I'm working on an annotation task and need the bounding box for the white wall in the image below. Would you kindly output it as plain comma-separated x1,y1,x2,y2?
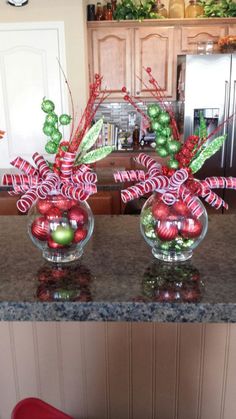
1,322,236,419
0,0,89,113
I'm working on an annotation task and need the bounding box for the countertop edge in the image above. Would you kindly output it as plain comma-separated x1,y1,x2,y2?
1,302,236,322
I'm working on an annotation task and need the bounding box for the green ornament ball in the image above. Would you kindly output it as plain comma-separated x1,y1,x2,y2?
168,158,179,169
147,104,161,119
141,208,155,227
151,120,162,132
161,127,172,137
144,225,156,240
167,140,181,154
156,135,167,146
59,114,71,125
51,130,62,143
158,112,170,126
156,146,169,158
45,141,58,154
51,225,74,246
45,113,58,125
160,241,173,250
41,99,55,113
43,123,55,136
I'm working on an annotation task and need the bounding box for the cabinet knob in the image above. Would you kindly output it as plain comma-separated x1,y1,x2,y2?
136,91,140,95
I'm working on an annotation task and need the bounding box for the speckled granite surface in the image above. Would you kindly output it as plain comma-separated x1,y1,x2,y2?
0,214,236,321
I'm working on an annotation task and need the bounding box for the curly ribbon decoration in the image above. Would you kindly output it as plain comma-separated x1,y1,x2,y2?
114,153,236,218
2,152,97,213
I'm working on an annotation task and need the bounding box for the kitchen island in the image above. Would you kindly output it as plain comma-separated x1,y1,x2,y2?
1,214,236,322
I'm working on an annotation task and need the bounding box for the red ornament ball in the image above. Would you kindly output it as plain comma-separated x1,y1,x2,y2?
31,217,49,241
53,194,73,211
47,237,64,249
73,228,87,243
152,201,169,220
68,205,88,226
37,199,53,215
180,218,203,239
45,206,62,220
156,221,178,241
173,200,189,217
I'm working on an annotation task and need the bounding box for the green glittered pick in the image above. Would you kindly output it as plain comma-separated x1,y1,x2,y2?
190,135,226,174
78,118,103,154
79,145,113,164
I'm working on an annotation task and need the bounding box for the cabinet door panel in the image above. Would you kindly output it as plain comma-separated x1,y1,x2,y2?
180,25,227,53
134,27,176,99
89,28,132,98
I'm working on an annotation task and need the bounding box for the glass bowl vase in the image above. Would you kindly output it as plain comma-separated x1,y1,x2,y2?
28,193,94,263
140,192,208,262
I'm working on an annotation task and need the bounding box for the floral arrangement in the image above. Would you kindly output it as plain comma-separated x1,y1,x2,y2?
114,68,236,255
2,73,113,214
218,35,236,51
113,0,164,20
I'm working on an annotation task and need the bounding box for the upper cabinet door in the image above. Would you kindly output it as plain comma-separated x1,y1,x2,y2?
180,25,227,54
0,22,69,168
88,27,132,99
134,27,176,99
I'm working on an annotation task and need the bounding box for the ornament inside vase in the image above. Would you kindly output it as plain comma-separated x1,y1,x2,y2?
28,193,94,263
140,192,208,262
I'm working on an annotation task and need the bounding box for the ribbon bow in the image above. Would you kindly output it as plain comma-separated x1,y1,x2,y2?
114,153,236,218
2,152,97,213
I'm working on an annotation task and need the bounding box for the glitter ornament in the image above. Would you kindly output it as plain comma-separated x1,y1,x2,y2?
158,112,170,125
152,201,169,220
37,198,53,215
140,207,154,226
31,217,49,241
46,206,62,220
43,123,55,136
147,104,161,118
68,205,88,225
51,130,62,143
41,99,55,113
73,228,87,243
156,135,167,146
51,225,74,245
180,218,203,239
54,195,74,211
156,221,178,241
59,114,71,125
156,146,169,158
173,200,189,216
166,140,181,154
45,113,58,125
151,120,162,132
45,141,58,154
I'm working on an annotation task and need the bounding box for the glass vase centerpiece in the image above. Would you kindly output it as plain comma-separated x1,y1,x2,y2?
2,73,113,263
114,67,236,262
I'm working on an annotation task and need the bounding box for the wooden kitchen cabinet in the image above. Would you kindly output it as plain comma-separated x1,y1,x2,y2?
134,26,176,99
88,22,177,100
88,26,132,99
88,19,236,101
179,24,227,54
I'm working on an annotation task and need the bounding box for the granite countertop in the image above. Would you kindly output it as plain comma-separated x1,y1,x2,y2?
1,214,236,322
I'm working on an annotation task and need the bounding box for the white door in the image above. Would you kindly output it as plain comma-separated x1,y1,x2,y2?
0,22,69,168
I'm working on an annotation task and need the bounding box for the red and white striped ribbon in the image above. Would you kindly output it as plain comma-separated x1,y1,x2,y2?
71,171,97,184
60,152,76,181
114,170,146,183
121,175,169,203
2,174,39,187
61,184,90,201
37,173,60,199
10,157,37,176
16,187,38,213
33,153,51,178
135,153,161,173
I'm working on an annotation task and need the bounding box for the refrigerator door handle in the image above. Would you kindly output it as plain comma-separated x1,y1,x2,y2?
230,80,236,168
221,80,230,168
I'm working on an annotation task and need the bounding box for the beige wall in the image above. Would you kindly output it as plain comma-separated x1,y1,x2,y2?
0,0,89,113
1,322,236,419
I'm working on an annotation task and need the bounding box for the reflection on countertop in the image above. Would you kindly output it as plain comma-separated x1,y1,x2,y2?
1,214,236,321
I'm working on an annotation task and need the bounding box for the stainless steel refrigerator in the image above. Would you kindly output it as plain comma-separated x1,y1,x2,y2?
178,53,236,212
